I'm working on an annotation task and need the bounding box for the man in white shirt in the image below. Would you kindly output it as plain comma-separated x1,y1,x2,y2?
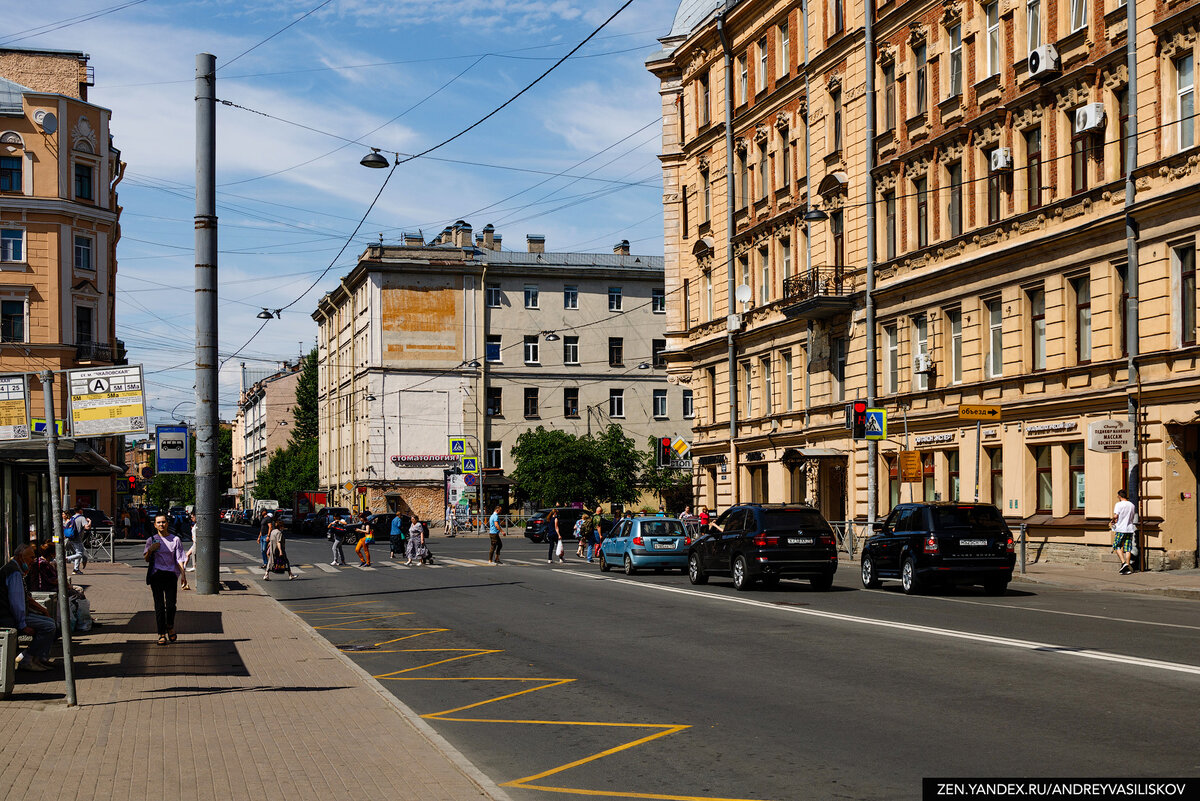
1110,489,1137,575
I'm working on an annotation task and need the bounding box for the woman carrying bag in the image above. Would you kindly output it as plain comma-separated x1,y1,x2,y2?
144,514,185,646
264,517,296,580
547,509,566,564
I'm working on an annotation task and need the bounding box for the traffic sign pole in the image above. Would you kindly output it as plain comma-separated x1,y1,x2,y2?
974,420,982,502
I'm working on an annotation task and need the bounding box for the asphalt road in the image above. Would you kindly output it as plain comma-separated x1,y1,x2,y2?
126,527,1200,801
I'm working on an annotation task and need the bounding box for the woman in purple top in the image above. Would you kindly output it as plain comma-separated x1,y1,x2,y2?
143,513,185,645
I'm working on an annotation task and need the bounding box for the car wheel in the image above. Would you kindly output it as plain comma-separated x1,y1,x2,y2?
624,554,636,575
810,572,834,591
731,556,754,591
901,556,922,595
688,553,707,585
599,552,611,572
860,553,881,588
983,577,1009,596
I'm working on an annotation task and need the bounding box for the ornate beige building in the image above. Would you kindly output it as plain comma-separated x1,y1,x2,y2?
649,0,1200,568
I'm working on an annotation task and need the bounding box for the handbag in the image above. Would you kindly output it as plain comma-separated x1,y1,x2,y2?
145,534,159,584
555,540,564,557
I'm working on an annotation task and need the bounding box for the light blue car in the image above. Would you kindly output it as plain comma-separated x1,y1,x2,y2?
598,516,692,575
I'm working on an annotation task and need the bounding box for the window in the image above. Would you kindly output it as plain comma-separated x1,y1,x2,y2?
833,338,847,400
923,453,936,502
1117,88,1130,177
782,350,794,409
738,152,748,207
780,237,793,281
1178,55,1194,151
564,336,579,365
1035,445,1052,513
486,283,502,307
73,163,93,200
74,235,93,271
987,299,1003,377
832,87,843,151
758,144,769,199
564,388,580,418
1030,287,1046,371
1069,0,1087,33
740,255,750,291
884,191,896,260
486,387,503,416
524,284,539,309
883,63,896,131
702,171,711,221
608,286,623,311
1027,0,1041,52
757,37,768,90
1071,121,1089,195
985,2,1000,77
681,185,689,235
653,389,668,418
831,210,845,266
781,130,791,187
1179,244,1197,346
758,247,770,303
683,389,695,418
1025,128,1042,209
1072,276,1092,362
948,309,963,383
699,74,710,126
914,43,928,115
652,287,666,313
0,299,24,343
524,335,539,364
524,388,539,418
609,388,624,418
779,22,789,77
884,324,899,393
486,335,501,363
75,305,93,344
738,54,748,103
947,162,963,238
653,339,667,368
989,447,1004,505
832,0,844,34
704,271,714,320
608,337,624,367
707,365,717,419
563,285,578,309
683,278,691,327
948,25,962,98
1116,262,1130,356
486,441,502,470
913,314,929,391
1,229,22,262
987,155,1004,224
1069,443,1085,511
0,157,20,193
742,360,753,418
761,355,773,414
915,177,929,249
948,451,961,502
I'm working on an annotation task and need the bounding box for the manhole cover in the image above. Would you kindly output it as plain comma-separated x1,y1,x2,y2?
341,645,380,651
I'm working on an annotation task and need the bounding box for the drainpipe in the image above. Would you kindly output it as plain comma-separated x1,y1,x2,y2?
802,0,814,414
718,6,740,503
1123,0,1141,567
864,0,879,526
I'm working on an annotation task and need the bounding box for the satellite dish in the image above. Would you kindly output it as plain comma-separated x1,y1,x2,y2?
734,283,752,305
32,110,57,134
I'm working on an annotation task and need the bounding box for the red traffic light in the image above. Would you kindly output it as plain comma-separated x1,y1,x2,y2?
853,401,867,413
127,475,137,489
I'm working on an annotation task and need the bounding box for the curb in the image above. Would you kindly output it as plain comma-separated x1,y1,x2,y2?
258,576,516,801
1011,572,1200,600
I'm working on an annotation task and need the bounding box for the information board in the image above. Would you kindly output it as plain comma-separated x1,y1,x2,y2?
0,375,30,441
155,424,190,474
68,366,147,437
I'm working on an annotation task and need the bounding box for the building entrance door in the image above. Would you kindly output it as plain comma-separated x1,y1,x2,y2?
819,458,847,522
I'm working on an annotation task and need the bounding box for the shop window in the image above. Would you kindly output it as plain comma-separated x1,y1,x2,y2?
1035,445,1052,513
948,451,960,502
1069,443,1085,511
887,455,900,509
923,453,935,501
988,447,1004,506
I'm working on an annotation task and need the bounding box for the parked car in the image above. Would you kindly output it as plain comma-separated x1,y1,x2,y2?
598,517,692,574
524,507,587,543
274,509,294,531
688,504,839,591
860,502,1015,596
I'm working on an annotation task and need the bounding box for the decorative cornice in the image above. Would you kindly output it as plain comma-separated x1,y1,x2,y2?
70,117,96,154
775,111,790,132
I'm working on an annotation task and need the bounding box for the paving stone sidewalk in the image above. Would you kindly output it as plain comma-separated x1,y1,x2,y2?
0,563,510,801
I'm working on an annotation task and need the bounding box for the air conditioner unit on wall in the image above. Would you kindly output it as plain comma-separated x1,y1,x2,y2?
1028,44,1061,80
914,353,934,374
990,147,1014,172
1074,103,1107,134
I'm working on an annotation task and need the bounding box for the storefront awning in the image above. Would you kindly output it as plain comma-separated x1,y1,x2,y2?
0,437,126,476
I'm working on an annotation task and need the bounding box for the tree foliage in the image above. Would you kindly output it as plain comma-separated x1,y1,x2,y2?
143,427,235,508
290,348,319,446
509,424,642,508
252,438,318,503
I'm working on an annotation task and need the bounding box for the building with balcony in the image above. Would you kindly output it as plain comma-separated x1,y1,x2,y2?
649,0,1200,568
312,225,679,521
232,363,301,508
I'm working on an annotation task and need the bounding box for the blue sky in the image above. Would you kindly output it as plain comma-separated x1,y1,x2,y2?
7,0,678,425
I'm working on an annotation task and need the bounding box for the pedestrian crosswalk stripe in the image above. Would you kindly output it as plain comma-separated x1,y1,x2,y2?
314,563,338,573
219,566,231,574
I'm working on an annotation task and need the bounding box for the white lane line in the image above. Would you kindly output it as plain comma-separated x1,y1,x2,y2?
900,592,1200,631
561,573,1200,678
223,547,261,564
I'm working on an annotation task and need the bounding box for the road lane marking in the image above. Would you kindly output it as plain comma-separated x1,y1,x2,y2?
891,592,1200,631
564,573,1200,678
313,562,338,573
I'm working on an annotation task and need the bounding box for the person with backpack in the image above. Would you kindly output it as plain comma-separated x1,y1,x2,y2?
66,506,90,574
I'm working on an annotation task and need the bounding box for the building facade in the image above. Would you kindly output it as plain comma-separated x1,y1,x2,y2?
232,363,301,508
0,47,126,553
649,0,1200,568
312,225,682,521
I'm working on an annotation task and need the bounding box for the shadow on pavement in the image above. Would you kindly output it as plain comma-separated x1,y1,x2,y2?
279,581,524,603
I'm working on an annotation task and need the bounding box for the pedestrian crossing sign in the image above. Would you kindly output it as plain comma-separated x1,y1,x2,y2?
865,409,887,441
448,437,466,455
461,456,479,474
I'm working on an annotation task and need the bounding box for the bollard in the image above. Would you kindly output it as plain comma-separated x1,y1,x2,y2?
1019,522,1027,575
0,628,15,698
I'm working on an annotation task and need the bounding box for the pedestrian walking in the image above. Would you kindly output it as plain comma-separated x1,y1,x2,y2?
354,513,373,566
0,543,58,671
573,514,592,563
487,506,506,564
389,513,407,559
264,519,295,580
330,512,347,566
144,514,185,646
445,504,457,537
698,505,711,530
406,517,428,565
1111,489,1137,574
257,513,273,569
546,509,565,564
67,506,90,573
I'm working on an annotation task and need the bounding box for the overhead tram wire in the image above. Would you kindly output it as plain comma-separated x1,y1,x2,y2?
0,0,153,46
219,0,336,72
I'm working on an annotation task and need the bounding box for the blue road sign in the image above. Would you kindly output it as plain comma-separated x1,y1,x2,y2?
156,424,190,474
461,456,479,475
448,437,467,455
864,409,887,441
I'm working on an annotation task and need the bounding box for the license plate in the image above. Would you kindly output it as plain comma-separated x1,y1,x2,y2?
788,537,814,545
959,539,989,547
653,541,674,550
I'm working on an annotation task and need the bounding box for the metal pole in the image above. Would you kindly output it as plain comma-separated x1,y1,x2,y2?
864,0,878,526
717,10,740,503
974,419,982,502
1123,0,1141,571
1019,522,1027,575
194,53,220,594
802,0,813,414
38,371,76,706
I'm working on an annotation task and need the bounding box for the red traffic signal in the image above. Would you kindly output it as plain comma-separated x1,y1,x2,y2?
658,437,673,468
851,401,868,439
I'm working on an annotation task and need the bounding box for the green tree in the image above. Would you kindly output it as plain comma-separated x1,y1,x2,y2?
593,424,641,506
290,348,318,446
508,424,642,508
218,426,233,498
144,434,196,508
253,438,319,504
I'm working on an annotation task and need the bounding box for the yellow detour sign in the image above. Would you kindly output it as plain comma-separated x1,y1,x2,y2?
898,450,923,483
0,375,30,441
68,366,147,436
958,403,1002,421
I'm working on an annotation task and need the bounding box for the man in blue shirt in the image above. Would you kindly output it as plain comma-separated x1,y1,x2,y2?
487,506,506,565
389,514,407,559
0,544,58,671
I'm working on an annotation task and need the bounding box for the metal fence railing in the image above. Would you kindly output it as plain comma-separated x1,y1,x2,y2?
84,526,114,563
829,521,857,558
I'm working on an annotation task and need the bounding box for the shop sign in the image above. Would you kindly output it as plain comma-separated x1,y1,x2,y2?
744,451,764,462
1026,421,1077,436
914,433,955,446
898,450,923,483
697,454,727,466
391,454,457,466
1087,420,1134,453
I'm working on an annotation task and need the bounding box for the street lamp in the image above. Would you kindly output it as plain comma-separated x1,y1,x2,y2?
256,308,274,320
360,148,390,169
803,204,829,222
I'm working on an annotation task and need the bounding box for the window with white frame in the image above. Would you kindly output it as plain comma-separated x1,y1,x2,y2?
1070,0,1086,33
758,143,769,199
948,309,963,383
705,271,714,320
758,247,770,304
781,237,792,280
1027,0,1041,51
948,24,963,97
1072,275,1092,363
524,335,540,364
653,389,668,418
761,355,773,414
913,314,929,390
1030,287,1046,371
986,2,1000,77
652,287,666,313
1,229,23,262
779,22,789,77
884,324,899,394
608,286,623,311
738,54,748,103
683,389,695,418
986,299,1003,377
609,388,625,418
524,284,539,309
782,350,793,409
563,336,579,365
74,235,93,271
486,283,502,307
563,285,578,309
780,130,791,187
486,335,501,363
757,37,768,90
1178,55,1194,151
1177,243,1196,346
742,360,753,418
702,170,711,221
0,298,25,343
486,441,502,470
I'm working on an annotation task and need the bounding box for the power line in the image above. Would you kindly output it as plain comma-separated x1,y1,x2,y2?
0,0,153,46
219,0,335,71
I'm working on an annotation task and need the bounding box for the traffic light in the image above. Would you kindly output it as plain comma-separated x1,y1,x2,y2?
127,475,137,493
657,436,673,468
850,401,868,440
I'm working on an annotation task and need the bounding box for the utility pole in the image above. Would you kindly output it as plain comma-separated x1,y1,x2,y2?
194,53,220,594
864,0,879,526
1123,0,1141,569
38,371,76,706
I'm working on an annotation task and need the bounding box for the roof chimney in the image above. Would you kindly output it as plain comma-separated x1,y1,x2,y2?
613,239,630,256
482,224,496,251
527,234,546,254
493,233,502,249
403,231,424,246
454,222,473,248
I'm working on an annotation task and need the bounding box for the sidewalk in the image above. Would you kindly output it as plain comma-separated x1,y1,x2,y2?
1010,561,1200,600
0,562,510,801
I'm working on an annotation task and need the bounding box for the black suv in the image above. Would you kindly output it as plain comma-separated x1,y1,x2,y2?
860,502,1016,595
687,504,838,590
524,507,587,543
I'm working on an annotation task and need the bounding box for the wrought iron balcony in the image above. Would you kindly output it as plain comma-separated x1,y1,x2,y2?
782,266,857,319
75,341,114,364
